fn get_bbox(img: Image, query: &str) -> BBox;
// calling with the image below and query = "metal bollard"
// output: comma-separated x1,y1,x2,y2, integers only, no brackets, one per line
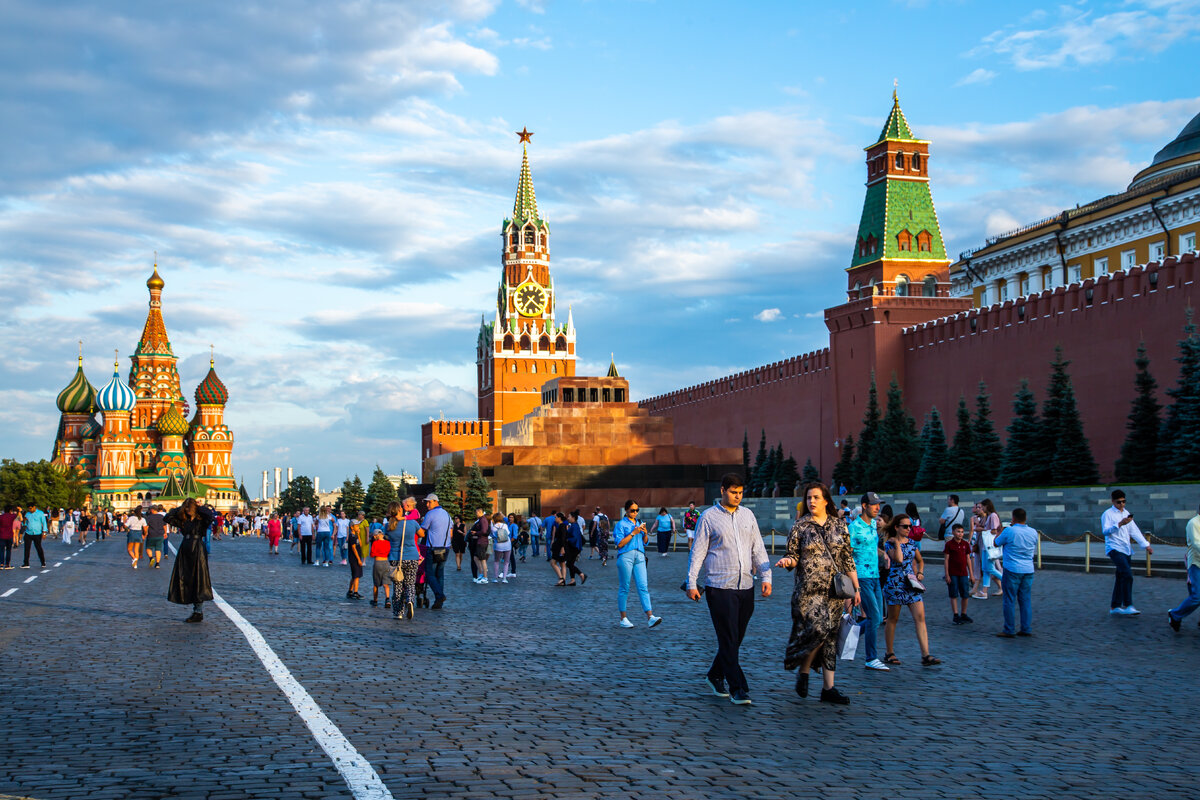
770,529,776,555
1036,530,1042,569
1146,548,1152,578
1084,532,1090,573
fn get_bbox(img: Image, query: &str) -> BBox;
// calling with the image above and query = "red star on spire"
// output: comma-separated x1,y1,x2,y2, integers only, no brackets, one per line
516,127,534,143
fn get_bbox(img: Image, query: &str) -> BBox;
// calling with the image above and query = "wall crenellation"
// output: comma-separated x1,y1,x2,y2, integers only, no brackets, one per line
641,347,831,410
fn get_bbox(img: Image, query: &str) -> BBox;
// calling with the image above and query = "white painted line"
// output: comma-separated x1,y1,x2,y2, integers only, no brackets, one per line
54,562,63,567
1,588,16,598
23,576,37,584
167,542,393,800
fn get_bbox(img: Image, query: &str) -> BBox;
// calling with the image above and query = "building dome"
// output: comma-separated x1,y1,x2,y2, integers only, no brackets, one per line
80,415,102,439
155,403,190,436
147,267,164,290
56,361,96,413
1130,109,1200,188
195,363,228,406
96,363,137,413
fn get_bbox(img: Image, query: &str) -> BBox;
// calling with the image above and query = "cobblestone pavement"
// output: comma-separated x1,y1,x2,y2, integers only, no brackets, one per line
1,534,1197,799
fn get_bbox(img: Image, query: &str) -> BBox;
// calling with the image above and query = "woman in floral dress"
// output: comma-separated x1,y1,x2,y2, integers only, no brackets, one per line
882,514,941,666
775,482,860,706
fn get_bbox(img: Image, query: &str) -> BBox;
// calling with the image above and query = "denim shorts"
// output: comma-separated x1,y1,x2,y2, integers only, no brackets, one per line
947,575,971,598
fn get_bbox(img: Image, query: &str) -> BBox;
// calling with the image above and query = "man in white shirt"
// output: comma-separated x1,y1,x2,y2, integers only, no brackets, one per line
296,507,315,565
938,495,966,541
1101,489,1153,615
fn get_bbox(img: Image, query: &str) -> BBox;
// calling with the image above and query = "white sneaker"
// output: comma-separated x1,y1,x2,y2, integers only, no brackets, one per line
865,659,890,671
619,618,635,628
501,578,508,584
648,615,663,628
1111,607,1130,615
479,577,488,584
1126,606,1141,615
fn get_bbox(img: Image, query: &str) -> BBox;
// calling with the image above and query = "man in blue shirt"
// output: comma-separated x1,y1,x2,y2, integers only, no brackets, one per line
527,513,542,557
847,492,889,670
21,503,48,569
542,511,556,561
418,494,453,609
993,508,1038,637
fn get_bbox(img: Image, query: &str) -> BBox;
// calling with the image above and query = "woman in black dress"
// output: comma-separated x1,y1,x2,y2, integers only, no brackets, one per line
451,516,466,571
551,512,569,586
165,498,214,623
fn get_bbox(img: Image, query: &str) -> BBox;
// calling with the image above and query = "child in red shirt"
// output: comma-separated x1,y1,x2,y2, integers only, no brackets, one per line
369,531,391,608
943,523,975,624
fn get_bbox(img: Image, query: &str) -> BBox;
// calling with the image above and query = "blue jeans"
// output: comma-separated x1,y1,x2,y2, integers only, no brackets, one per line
337,538,348,560
981,558,1003,588
857,577,884,662
617,550,652,614
315,533,334,563
531,531,540,556
426,556,446,601
1169,565,1200,622
546,531,554,561
1001,571,1034,634
1109,550,1134,609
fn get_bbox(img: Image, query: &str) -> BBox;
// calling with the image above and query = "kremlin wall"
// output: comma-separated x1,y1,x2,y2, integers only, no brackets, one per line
642,97,1200,484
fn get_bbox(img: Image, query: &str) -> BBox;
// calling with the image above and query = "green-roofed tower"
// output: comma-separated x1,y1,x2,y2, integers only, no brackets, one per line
847,89,950,299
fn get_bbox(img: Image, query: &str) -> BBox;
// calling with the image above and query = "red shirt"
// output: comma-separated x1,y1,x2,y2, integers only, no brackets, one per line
943,538,973,577
0,512,14,540
369,539,390,559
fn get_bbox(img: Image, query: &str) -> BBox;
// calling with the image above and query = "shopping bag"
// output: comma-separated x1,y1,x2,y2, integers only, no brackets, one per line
837,612,861,661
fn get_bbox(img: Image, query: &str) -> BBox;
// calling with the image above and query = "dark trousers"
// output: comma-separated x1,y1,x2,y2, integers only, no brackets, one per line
565,546,584,579
299,536,313,565
657,531,671,553
426,556,446,601
704,587,755,695
23,535,45,567
1109,551,1134,608
0,539,11,566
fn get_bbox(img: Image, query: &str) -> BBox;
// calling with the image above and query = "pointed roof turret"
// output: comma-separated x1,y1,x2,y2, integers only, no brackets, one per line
137,258,174,356
511,128,542,227
607,354,620,378
566,305,575,336
874,86,917,144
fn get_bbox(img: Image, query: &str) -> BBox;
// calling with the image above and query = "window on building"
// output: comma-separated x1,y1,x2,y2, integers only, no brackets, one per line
999,280,1009,302
1018,273,1030,296
524,226,536,245
1121,249,1137,270
922,275,937,297
897,230,912,252
530,363,537,374
894,152,904,170
916,230,932,252
1180,232,1197,253
867,234,877,254
894,274,909,296
1070,264,1082,284
912,152,921,171
1150,241,1165,263
1094,256,1109,275
509,233,517,246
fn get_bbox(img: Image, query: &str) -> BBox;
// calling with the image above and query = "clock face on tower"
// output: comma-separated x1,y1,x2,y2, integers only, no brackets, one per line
514,280,548,317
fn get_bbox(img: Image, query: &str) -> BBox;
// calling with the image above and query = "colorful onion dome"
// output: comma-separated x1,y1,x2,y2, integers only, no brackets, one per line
80,415,102,439
56,359,96,413
155,403,190,436
96,356,137,413
194,360,228,406
146,266,165,290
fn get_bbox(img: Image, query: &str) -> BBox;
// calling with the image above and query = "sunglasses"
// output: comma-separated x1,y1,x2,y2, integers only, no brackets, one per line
628,508,639,513
897,523,911,529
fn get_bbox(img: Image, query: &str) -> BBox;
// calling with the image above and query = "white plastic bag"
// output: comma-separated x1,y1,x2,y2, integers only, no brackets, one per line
837,613,861,661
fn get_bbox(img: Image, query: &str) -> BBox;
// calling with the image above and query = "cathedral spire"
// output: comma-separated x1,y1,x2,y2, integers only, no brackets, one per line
512,128,540,225
875,86,915,144
138,260,173,356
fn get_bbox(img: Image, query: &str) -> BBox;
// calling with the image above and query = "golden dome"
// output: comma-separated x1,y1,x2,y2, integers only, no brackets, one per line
147,267,164,290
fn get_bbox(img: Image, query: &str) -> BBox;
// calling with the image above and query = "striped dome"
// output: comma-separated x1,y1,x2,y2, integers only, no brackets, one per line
56,362,96,413
195,365,228,406
96,366,137,413
80,415,102,439
155,403,190,436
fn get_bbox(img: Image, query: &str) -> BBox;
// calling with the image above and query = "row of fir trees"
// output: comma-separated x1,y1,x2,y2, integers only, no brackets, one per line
827,315,1200,492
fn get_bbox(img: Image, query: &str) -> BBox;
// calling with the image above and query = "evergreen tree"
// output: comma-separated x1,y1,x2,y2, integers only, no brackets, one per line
238,481,251,507
779,454,802,495
742,430,751,483
945,396,975,489
335,474,366,516
277,475,318,516
801,458,819,484
854,373,882,490
362,466,397,521
769,443,787,495
913,407,948,491
1160,313,1200,480
831,434,856,492
1043,347,1100,485
750,430,768,496
970,381,1002,487
432,463,461,520
874,376,921,491
464,460,493,516
999,381,1046,487
1115,342,1163,483
761,444,782,495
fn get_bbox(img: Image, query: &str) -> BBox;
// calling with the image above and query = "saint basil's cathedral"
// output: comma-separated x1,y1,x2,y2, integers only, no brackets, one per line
50,266,238,512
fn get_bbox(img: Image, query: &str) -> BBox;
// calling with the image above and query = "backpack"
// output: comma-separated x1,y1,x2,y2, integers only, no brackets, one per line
496,525,509,544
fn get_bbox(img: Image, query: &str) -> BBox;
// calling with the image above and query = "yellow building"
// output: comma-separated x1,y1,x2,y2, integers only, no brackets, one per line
951,109,1200,305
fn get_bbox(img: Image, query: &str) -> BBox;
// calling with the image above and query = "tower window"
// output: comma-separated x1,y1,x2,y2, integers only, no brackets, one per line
509,233,517,246
524,227,536,245
894,275,909,296
897,230,912,252
912,152,921,171
916,230,932,252
867,234,877,255
922,275,937,297
895,152,904,170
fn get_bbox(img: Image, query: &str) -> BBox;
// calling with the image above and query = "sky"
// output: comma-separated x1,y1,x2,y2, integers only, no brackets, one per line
3,0,1199,497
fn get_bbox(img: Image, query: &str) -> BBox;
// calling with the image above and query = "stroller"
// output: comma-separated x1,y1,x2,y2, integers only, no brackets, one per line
415,540,431,608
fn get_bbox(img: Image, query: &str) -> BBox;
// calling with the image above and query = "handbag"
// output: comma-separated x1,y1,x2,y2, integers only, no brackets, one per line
837,613,861,660
983,531,1002,561
813,525,856,599
390,522,406,584
905,573,927,593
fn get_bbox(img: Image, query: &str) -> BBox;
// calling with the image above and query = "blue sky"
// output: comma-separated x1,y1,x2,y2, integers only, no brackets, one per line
3,0,1198,496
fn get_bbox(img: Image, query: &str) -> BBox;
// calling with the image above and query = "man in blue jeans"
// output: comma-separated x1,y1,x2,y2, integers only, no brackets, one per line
1167,505,1200,632
994,508,1039,637
1101,489,1153,615
848,492,889,671
418,494,453,610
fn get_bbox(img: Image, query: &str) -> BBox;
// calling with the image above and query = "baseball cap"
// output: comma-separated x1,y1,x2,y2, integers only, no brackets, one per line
860,492,881,505
425,493,439,503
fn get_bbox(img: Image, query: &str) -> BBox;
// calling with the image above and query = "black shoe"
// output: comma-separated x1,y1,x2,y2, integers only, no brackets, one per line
370,599,378,607
952,614,962,625
1169,612,1181,632
384,600,391,609
729,690,752,706
995,632,1016,638
184,613,203,623
346,591,353,599
705,676,729,697
795,671,809,698
431,599,444,610
819,687,850,705
960,614,973,623
1017,631,1032,637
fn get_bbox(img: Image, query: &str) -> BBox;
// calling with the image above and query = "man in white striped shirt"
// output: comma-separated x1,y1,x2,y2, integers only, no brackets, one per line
686,473,772,706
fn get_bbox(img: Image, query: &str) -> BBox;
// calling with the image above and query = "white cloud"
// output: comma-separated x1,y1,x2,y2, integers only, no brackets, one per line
954,68,996,87
755,308,783,322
